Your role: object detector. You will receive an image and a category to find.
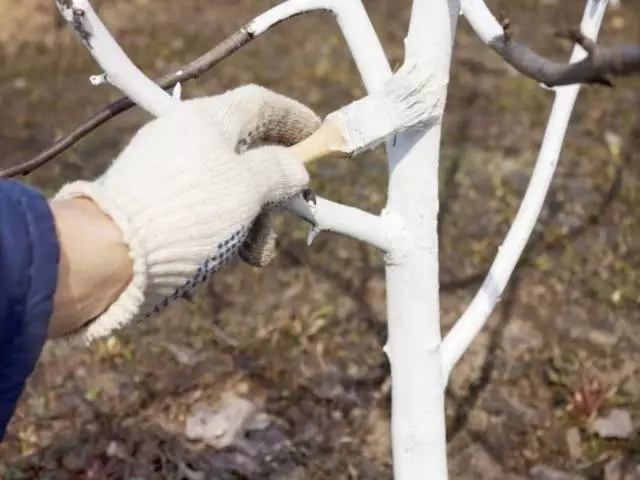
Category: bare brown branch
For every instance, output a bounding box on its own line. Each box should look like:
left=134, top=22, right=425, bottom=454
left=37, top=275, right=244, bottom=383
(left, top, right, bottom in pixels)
left=488, top=21, right=640, bottom=88
left=0, top=28, right=253, bottom=178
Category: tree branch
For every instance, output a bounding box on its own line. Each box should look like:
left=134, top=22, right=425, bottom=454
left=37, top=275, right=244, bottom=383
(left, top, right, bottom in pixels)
left=441, top=0, right=611, bottom=378
left=0, top=27, right=253, bottom=178
left=3, top=0, right=394, bottom=179
left=490, top=16, right=640, bottom=88
left=6, top=2, right=639, bottom=180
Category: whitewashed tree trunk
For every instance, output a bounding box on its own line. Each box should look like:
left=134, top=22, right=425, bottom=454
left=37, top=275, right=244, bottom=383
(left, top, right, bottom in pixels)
left=382, top=0, right=459, bottom=476
left=53, top=0, right=611, bottom=477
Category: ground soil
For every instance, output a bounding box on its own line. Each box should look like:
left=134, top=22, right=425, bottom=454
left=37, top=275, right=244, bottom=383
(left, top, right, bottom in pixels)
left=0, top=0, right=639, bottom=478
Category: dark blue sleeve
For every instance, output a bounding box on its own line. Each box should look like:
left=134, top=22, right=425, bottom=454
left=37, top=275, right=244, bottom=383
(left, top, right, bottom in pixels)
left=0, top=179, right=59, bottom=441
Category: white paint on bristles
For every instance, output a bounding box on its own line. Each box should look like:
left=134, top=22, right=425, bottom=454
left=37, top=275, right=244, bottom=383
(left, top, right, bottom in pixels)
left=329, top=59, right=446, bottom=154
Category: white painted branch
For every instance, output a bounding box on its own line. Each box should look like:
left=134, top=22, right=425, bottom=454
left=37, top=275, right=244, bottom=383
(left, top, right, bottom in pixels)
left=53, top=0, right=391, bottom=252
left=288, top=195, right=391, bottom=251
left=53, top=0, right=176, bottom=116
left=247, top=0, right=392, bottom=90
left=460, top=0, right=506, bottom=45
left=440, top=0, right=610, bottom=379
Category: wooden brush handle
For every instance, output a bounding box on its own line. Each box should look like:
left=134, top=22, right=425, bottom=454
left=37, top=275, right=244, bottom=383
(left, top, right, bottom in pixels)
left=288, top=117, right=351, bottom=164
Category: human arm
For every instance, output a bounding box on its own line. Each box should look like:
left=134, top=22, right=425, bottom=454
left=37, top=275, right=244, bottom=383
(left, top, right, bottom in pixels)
left=0, top=85, right=320, bottom=440
left=47, top=197, right=133, bottom=338
left=0, top=180, right=59, bottom=440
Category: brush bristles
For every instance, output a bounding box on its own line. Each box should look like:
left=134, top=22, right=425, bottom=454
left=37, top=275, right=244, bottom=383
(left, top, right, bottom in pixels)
left=382, top=59, right=442, bottom=132
left=328, top=58, right=444, bottom=154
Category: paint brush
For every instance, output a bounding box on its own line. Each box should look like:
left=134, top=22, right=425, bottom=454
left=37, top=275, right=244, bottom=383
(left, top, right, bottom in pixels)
left=289, top=60, right=439, bottom=164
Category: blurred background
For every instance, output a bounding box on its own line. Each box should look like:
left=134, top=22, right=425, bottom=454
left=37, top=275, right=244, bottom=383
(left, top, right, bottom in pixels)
left=0, top=0, right=638, bottom=478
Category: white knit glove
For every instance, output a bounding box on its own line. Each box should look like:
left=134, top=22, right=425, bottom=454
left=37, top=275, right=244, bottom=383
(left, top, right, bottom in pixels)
left=53, top=85, right=320, bottom=343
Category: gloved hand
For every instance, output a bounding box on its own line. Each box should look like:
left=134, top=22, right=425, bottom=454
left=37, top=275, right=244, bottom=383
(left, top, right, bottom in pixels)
left=53, top=85, right=320, bottom=343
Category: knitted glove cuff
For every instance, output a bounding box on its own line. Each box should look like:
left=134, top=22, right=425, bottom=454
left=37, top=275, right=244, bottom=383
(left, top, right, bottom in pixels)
left=54, top=180, right=149, bottom=343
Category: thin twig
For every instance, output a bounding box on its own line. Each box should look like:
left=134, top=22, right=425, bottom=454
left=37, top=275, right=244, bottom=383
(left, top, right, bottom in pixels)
left=0, top=28, right=253, bottom=178
left=490, top=16, right=640, bottom=88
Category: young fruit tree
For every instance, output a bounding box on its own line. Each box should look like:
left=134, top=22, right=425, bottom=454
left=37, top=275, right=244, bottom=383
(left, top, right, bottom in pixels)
left=5, top=0, right=639, bottom=478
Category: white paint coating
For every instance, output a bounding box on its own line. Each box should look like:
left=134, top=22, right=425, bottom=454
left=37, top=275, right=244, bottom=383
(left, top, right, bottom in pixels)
left=55, top=0, right=177, bottom=116
left=460, top=0, right=506, bottom=44
left=172, top=82, right=182, bottom=100
left=89, top=73, right=107, bottom=85
left=381, top=0, right=460, bottom=475
left=332, top=59, right=447, bottom=155
left=248, top=0, right=392, bottom=91
left=441, top=0, right=610, bottom=379
left=287, top=194, right=391, bottom=251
